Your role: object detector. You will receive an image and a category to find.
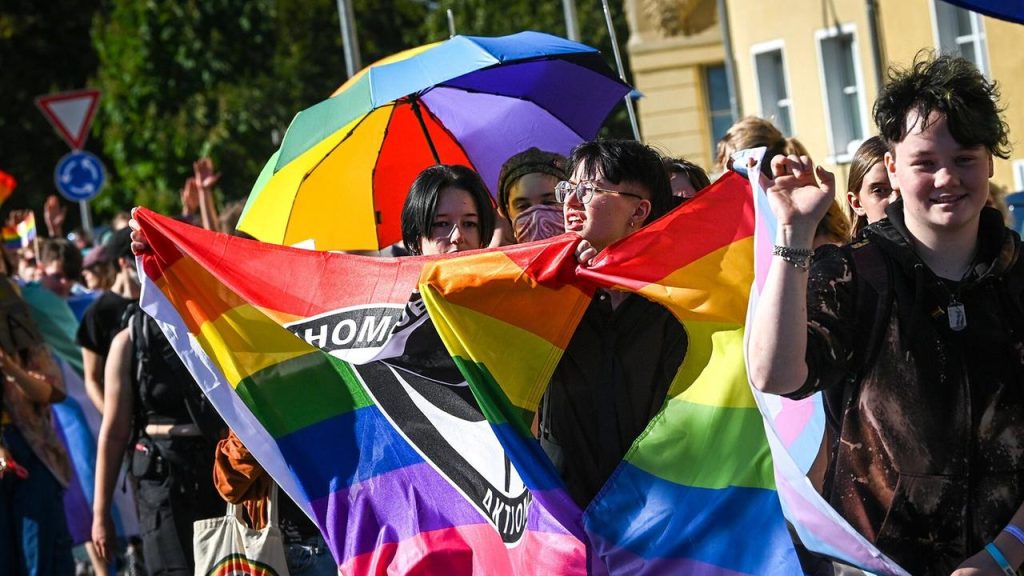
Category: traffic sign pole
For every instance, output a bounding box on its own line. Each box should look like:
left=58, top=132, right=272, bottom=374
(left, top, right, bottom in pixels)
left=36, top=89, right=103, bottom=237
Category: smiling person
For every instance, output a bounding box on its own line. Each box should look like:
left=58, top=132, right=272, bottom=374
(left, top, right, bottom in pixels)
left=401, top=164, right=495, bottom=256
left=846, top=136, right=897, bottom=238
left=539, top=139, right=683, bottom=508
left=748, top=54, right=1024, bottom=575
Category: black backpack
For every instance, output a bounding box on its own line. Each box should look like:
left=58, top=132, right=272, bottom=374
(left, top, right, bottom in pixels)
left=126, top=305, right=224, bottom=443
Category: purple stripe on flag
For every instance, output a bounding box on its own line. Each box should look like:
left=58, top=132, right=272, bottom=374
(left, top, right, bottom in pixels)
left=53, top=418, right=93, bottom=545
left=310, top=461, right=581, bottom=564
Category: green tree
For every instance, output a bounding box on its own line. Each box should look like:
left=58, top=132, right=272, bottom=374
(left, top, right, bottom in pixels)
left=0, top=0, right=102, bottom=231
left=90, top=0, right=431, bottom=218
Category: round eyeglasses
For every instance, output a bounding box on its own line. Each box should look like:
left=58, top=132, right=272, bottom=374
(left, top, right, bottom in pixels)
left=554, top=180, right=644, bottom=205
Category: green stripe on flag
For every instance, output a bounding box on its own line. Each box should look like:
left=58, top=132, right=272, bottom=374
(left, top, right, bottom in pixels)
left=234, top=351, right=372, bottom=438
left=627, top=399, right=777, bottom=491
left=451, top=356, right=535, bottom=438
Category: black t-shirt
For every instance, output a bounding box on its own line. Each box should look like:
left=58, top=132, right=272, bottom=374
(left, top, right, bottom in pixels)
left=76, top=291, right=133, bottom=356
left=545, top=291, right=687, bottom=507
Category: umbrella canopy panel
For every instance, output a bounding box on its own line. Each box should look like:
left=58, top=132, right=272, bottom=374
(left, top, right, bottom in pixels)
left=240, top=31, right=631, bottom=251
left=246, top=103, right=472, bottom=250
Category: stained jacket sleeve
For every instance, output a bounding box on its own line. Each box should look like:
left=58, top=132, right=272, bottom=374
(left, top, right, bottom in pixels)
left=784, top=244, right=859, bottom=400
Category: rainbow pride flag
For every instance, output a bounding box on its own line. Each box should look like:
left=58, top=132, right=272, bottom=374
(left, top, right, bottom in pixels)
left=2, top=225, right=19, bottom=250
left=16, top=211, right=36, bottom=248
left=134, top=169, right=799, bottom=574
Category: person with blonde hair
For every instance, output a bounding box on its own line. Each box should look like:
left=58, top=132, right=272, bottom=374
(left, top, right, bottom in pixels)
left=714, top=116, right=850, bottom=246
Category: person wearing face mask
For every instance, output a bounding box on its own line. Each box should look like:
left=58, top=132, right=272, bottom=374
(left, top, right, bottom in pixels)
left=539, top=140, right=687, bottom=509
left=496, top=148, right=568, bottom=244
left=400, top=164, right=496, bottom=256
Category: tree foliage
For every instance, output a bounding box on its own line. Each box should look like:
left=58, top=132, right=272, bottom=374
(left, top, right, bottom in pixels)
left=1, top=0, right=633, bottom=225
left=0, top=0, right=101, bottom=227
left=91, top=0, right=432, bottom=216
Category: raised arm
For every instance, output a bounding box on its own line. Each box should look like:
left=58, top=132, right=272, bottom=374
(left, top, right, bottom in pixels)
left=91, top=327, right=134, bottom=562
left=747, top=155, right=836, bottom=395
left=5, top=343, right=65, bottom=404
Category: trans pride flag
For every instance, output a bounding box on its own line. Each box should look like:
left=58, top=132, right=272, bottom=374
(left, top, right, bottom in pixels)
left=738, top=149, right=909, bottom=576
left=133, top=169, right=799, bottom=574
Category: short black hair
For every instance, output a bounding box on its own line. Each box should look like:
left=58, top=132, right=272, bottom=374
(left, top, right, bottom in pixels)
left=401, top=165, right=496, bottom=255
left=567, top=140, right=673, bottom=223
left=873, top=52, right=1010, bottom=158
left=663, top=156, right=711, bottom=193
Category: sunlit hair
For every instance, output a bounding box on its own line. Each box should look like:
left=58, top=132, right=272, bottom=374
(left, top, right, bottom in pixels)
left=873, top=51, right=1010, bottom=158
left=846, top=136, right=889, bottom=237
left=714, top=116, right=808, bottom=179
left=400, top=164, right=495, bottom=256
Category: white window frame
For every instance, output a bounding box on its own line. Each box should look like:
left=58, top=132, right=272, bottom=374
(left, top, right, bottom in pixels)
left=814, top=23, right=870, bottom=164
left=930, top=0, right=990, bottom=76
left=750, top=39, right=795, bottom=136
left=703, top=63, right=735, bottom=159
left=1013, top=159, right=1024, bottom=193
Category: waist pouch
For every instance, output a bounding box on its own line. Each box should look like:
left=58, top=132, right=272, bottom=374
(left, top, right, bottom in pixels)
left=131, top=436, right=167, bottom=480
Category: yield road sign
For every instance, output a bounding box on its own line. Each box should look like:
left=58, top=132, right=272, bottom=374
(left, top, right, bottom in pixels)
left=36, top=89, right=101, bottom=150
left=55, top=151, right=105, bottom=202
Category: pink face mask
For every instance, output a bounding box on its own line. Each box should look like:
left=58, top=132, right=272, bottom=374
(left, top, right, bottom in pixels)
left=513, top=204, right=565, bottom=243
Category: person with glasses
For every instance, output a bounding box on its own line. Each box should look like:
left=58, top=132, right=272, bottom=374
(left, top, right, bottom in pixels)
left=400, top=165, right=496, bottom=256
left=540, top=139, right=686, bottom=508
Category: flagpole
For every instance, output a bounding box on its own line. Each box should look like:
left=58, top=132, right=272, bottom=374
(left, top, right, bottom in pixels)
left=336, top=0, right=362, bottom=78
left=562, top=0, right=579, bottom=41
left=600, top=0, right=641, bottom=141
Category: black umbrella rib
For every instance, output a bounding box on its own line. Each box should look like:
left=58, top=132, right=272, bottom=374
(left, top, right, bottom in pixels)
left=410, top=95, right=441, bottom=165
left=414, top=100, right=482, bottom=184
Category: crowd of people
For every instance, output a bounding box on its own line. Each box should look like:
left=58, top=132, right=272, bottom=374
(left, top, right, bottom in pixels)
left=1, top=51, right=1021, bottom=576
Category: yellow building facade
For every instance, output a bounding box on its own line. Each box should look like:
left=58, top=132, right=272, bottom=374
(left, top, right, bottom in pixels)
left=626, top=0, right=1024, bottom=191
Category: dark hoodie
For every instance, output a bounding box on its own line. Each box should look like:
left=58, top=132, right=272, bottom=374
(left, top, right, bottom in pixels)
left=789, top=200, right=1024, bottom=575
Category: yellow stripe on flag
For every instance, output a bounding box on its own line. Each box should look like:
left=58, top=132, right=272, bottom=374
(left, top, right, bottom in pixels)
left=635, top=238, right=754, bottom=326
left=422, top=286, right=576, bottom=413
left=194, top=303, right=315, bottom=387
left=670, top=323, right=755, bottom=409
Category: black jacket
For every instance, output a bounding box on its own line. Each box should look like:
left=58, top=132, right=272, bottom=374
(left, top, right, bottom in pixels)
left=793, top=202, right=1024, bottom=575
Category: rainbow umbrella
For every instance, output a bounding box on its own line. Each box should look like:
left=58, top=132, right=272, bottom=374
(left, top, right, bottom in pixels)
left=237, top=31, right=630, bottom=251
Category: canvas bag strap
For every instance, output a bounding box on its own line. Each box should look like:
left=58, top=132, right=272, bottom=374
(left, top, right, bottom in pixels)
left=228, top=483, right=279, bottom=529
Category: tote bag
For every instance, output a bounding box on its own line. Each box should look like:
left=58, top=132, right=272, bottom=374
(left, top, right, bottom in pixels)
left=193, top=485, right=290, bottom=576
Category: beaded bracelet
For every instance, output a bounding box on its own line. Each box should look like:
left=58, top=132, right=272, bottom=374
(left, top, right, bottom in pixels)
left=985, top=542, right=1016, bottom=576
left=772, top=245, right=814, bottom=271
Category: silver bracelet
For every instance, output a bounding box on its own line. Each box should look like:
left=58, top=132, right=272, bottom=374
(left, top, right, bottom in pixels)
left=772, top=245, right=814, bottom=270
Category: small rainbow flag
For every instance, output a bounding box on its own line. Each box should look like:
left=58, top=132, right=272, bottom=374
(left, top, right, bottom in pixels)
left=2, top=225, right=20, bottom=250
left=16, top=212, right=36, bottom=248
left=134, top=169, right=800, bottom=574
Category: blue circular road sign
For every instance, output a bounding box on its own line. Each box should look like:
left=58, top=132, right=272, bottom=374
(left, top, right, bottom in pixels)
left=55, top=151, right=106, bottom=202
